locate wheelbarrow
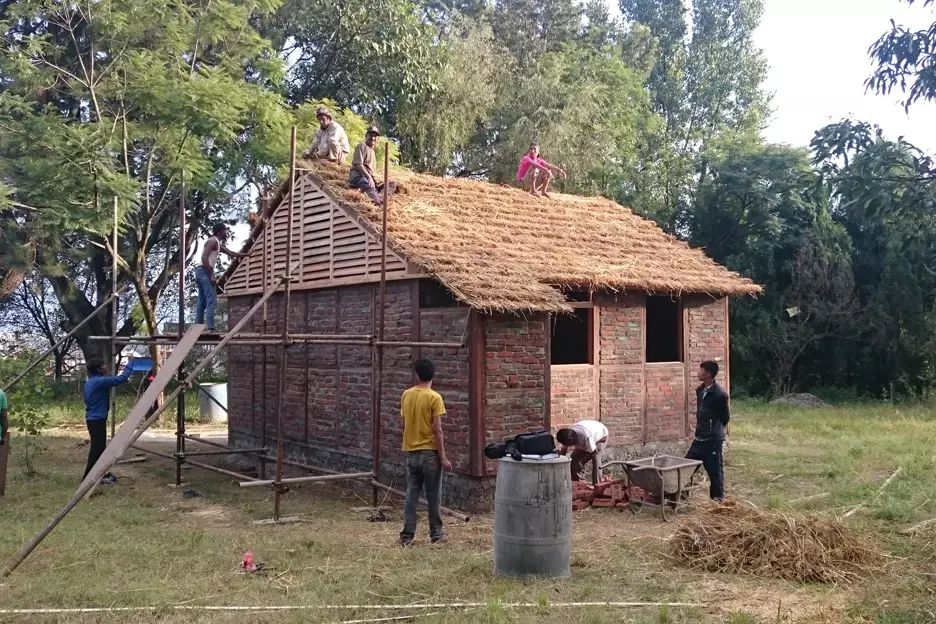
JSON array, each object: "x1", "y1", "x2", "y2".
[{"x1": 604, "y1": 455, "x2": 703, "y2": 522}]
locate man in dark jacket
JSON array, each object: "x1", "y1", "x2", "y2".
[{"x1": 686, "y1": 360, "x2": 729, "y2": 500}]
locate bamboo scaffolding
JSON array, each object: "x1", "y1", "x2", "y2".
[
  {"x1": 129, "y1": 444, "x2": 261, "y2": 482},
  {"x1": 370, "y1": 480, "x2": 470, "y2": 522},
  {"x1": 239, "y1": 471, "x2": 372, "y2": 488},
  {"x1": 272, "y1": 127, "x2": 298, "y2": 521},
  {"x1": 176, "y1": 174, "x2": 186, "y2": 487},
  {"x1": 72, "y1": 126, "x2": 474, "y2": 529},
  {"x1": 177, "y1": 448, "x2": 266, "y2": 457}
]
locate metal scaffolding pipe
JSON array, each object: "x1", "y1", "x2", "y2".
[
  {"x1": 182, "y1": 434, "x2": 235, "y2": 450},
  {"x1": 93, "y1": 332, "x2": 373, "y2": 342},
  {"x1": 374, "y1": 341, "x2": 464, "y2": 349},
  {"x1": 110, "y1": 196, "x2": 119, "y2": 440},
  {"x1": 256, "y1": 454, "x2": 340, "y2": 475},
  {"x1": 239, "y1": 471, "x2": 373, "y2": 488}
]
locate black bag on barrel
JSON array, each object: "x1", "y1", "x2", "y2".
[
  {"x1": 484, "y1": 438, "x2": 518, "y2": 460},
  {"x1": 512, "y1": 430, "x2": 556, "y2": 456}
]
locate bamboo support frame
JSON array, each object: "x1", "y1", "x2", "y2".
[
  {"x1": 239, "y1": 471, "x2": 372, "y2": 488},
  {"x1": 78, "y1": 127, "x2": 471, "y2": 527},
  {"x1": 110, "y1": 197, "x2": 119, "y2": 440},
  {"x1": 177, "y1": 173, "x2": 186, "y2": 487},
  {"x1": 177, "y1": 447, "x2": 266, "y2": 457},
  {"x1": 130, "y1": 444, "x2": 261, "y2": 482},
  {"x1": 370, "y1": 480, "x2": 470, "y2": 522}
]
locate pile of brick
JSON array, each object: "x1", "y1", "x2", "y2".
[{"x1": 572, "y1": 479, "x2": 649, "y2": 511}]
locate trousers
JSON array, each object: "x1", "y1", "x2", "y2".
[
  {"x1": 84, "y1": 419, "x2": 108, "y2": 479},
  {"x1": 400, "y1": 450, "x2": 444, "y2": 541},
  {"x1": 686, "y1": 439, "x2": 724, "y2": 500}
]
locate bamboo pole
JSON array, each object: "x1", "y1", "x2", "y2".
[
  {"x1": 273, "y1": 126, "x2": 297, "y2": 520},
  {"x1": 370, "y1": 480, "x2": 470, "y2": 522},
  {"x1": 239, "y1": 471, "x2": 372, "y2": 488},
  {"x1": 110, "y1": 197, "x2": 119, "y2": 440},
  {"x1": 130, "y1": 444, "x2": 260, "y2": 482},
  {"x1": 372, "y1": 141, "x2": 390, "y2": 507},
  {"x1": 176, "y1": 173, "x2": 187, "y2": 487}
]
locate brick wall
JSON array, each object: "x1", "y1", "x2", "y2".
[
  {"x1": 644, "y1": 363, "x2": 687, "y2": 441},
  {"x1": 550, "y1": 365, "x2": 596, "y2": 428},
  {"x1": 226, "y1": 279, "x2": 484, "y2": 505},
  {"x1": 686, "y1": 296, "x2": 728, "y2": 434},
  {"x1": 483, "y1": 314, "x2": 549, "y2": 474},
  {"x1": 595, "y1": 294, "x2": 644, "y2": 445}
]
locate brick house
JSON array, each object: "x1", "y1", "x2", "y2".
[{"x1": 221, "y1": 161, "x2": 760, "y2": 512}]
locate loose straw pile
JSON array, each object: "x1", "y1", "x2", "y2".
[{"x1": 670, "y1": 501, "x2": 883, "y2": 584}]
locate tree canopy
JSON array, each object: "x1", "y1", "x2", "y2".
[{"x1": 1, "y1": 0, "x2": 935, "y2": 399}]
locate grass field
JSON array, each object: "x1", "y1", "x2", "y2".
[{"x1": 0, "y1": 401, "x2": 934, "y2": 623}]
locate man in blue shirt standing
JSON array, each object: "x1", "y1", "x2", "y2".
[{"x1": 83, "y1": 358, "x2": 133, "y2": 483}]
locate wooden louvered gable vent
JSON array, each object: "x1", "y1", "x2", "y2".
[{"x1": 225, "y1": 175, "x2": 413, "y2": 295}]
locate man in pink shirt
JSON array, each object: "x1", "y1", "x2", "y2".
[{"x1": 516, "y1": 143, "x2": 566, "y2": 197}]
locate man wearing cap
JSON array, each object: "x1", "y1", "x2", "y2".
[
  {"x1": 196, "y1": 223, "x2": 247, "y2": 333},
  {"x1": 350, "y1": 126, "x2": 383, "y2": 205},
  {"x1": 306, "y1": 106, "x2": 351, "y2": 164}
]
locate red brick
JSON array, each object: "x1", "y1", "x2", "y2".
[
  {"x1": 572, "y1": 500, "x2": 591, "y2": 511},
  {"x1": 592, "y1": 498, "x2": 616, "y2": 508}
]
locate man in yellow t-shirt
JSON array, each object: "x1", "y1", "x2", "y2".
[{"x1": 399, "y1": 358, "x2": 451, "y2": 546}]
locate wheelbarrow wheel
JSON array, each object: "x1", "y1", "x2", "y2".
[{"x1": 628, "y1": 500, "x2": 643, "y2": 514}]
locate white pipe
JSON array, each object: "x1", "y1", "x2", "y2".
[{"x1": 0, "y1": 601, "x2": 703, "y2": 614}]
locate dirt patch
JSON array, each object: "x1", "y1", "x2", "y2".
[{"x1": 693, "y1": 577, "x2": 851, "y2": 623}]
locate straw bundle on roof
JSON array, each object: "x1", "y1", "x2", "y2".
[
  {"x1": 670, "y1": 501, "x2": 883, "y2": 585},
  {"x1": 230, "y1": 160, "x2": 761, "y2": 312}
]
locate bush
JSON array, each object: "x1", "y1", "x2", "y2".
[{"x1": 9, "y1": 385, "x2": 52, "y2": 476}]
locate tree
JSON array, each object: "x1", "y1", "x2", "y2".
[
  {"x1": 618, "y1": 0, "x2": 770, "y2": 229},
  {"x1": 0, "y1": 273, "x2": 82, "y2": 381},
  {"x1": 260, "y1": 0, "x2": 439, "y2": 118},
  {"x1": 0, "y1": 0, "x2": 297, "y2": 369},
  {"x1": 492, "y1": 0, "x2": 583, "y2": 72},
  {"x1": 690, "y1": 141, "x2": 856, "y2": 395},
  {"x1": 868, "y1": 0, "x2": 936, "y2": 110},
  {"x1": 397, "y1": 18, "x2": 510, "y2": 175},
  {"x1": 812, "y1": 119, "x2": 936, "y2": 394}
]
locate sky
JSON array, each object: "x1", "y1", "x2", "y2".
[{"x1": 755, "y1": 0, "x2": 936, "y2": 153}]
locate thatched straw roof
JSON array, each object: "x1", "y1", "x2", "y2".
[{"x1": 228, "y1": 160, "x2": 761, "y2": 312}]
